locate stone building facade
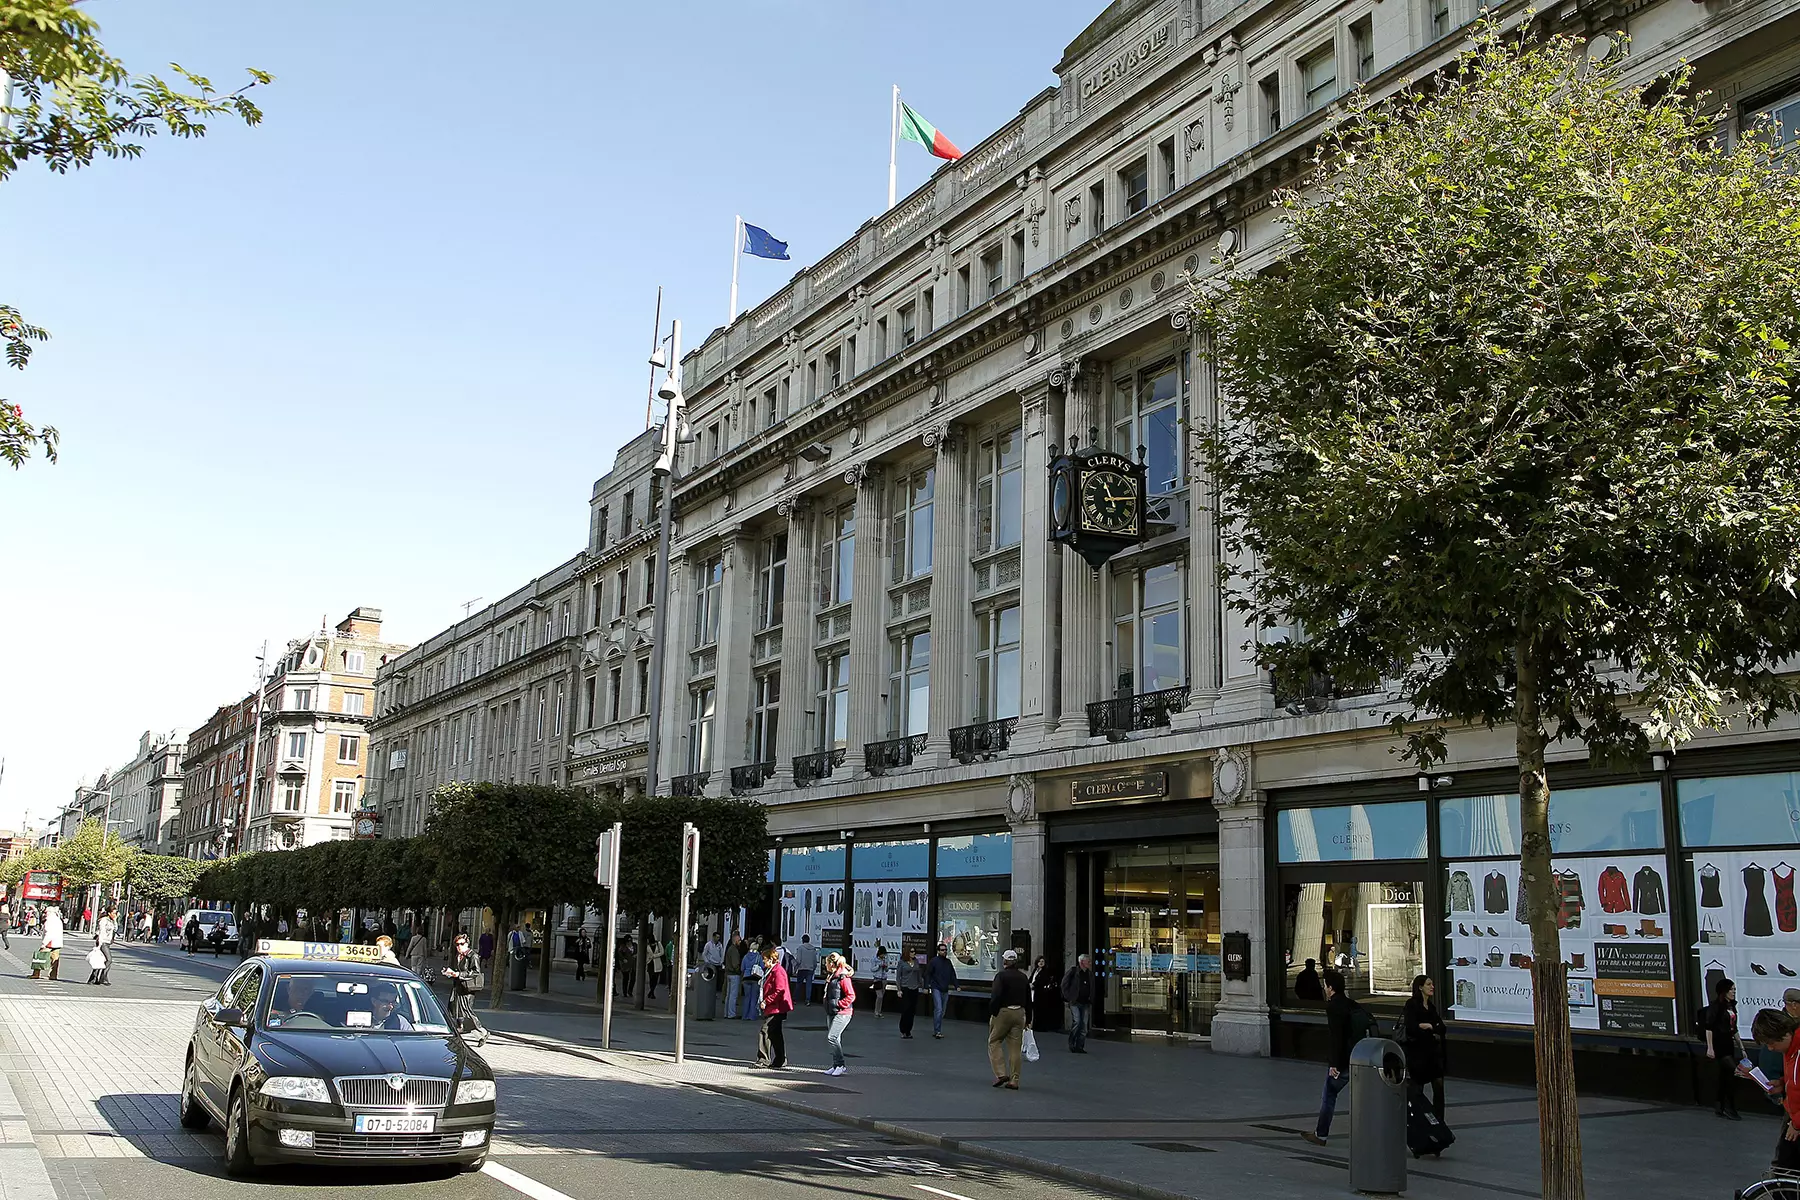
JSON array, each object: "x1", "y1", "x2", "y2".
[
  {"x1": 176, "y1": 692, "x2": 258, "y2": 861},
  {"x1": 651, "y1": 0, "x2": 1800, "y2": 1083},
  {"x1": 75, "y1": 731, "x2": 186, "y2": 854},
  {"x1": 367, "y1": 429, "x2": 663, "y2": 836}
]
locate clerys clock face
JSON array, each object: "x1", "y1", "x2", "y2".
[
  {"x1": 1080, "y1": 468, "x2": 1139, "y2": 535},
  {"x1": 1051, "y1": 466, "x2": 1073, "y2": 530},
  {"x1": 355, "y1": 817, "x2": 374, "y2": 835}
]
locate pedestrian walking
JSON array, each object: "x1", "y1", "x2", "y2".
[
  {"x1": 40, "y1": 905, "x2": 63, "y2": 981},
  {"x1": 724, "y1": 932, "x2": 746, "y2": 1019},
  {"x1": 441, "y1": 932, "x2": 485, "y2": 1033},
  {"x1": 374, "y1": 934, "x2": 401, "y2": 966},
  {"x1": 477, "y1": 929, "x2": 495, "y2": 975},
  {"x1": 647, "y1": 938, "x2": 665, "y2": 999},
  {"x1": 871, "y1": 947, "x2": 890, "y2": 1018},
  {"x1": 988, "y1": 949, "x2": 1031, "y2": 1089},
  {"x1": 742, "y1": 940, "x2": 765, "y2": 1019},
  {"x1": 896, "y1": 951, "x2": 924, "y2": 1038},
  {"x1": 276, "y1": 915, "x2": 290, "y2": 937},
  {"x1": 406, "y1": 926, "x2": 430, "y2": 977},
  {"x1": 794, "y1": 935, "x2": 818, "y2": 1005},
  {"x1": 80, "y1": 906, "x2": 91, "y2": 934},
  {"x1": 822, "y1": 952, "x2": 856, "y2": 1076},
  {"x1": 1753, "y1": 1008, "x2": 1800, "y2": 1170},
  {"x1": 619, "y1": 936, "x2": 637, "y2": 997},
  {"x1": 929, "y1": 943, "x2": 959, "y2": 1038},
  {"x1": 0, "y1": 903, "x2": 12, "y2": 952},
  {"x1": 574, "y1": 930, "x2": 592, "y2": 983},
  {"x1": 1295, "y1": 958, "x2": 1325, "y2": 1002},
  {"x1": 93, "y1": 909, "x2": 117, "y2": 986},
  {"x1": 1403, "y1": 974, "x2": 1448, "y2": 1119},
  {"x1": 1302, "y1": 968, "x2": 1366, "y2": 1147},
  {"x1": 757, "y1": 943, "x2": 793, "y2": 1069},
  {"x1": 184, "y1": 913, "x2": 201, "y2": 954},
  {"x1": 1029, "y1": 955, "x2": 1061, "y2": 1033},
  {"x1": 1061, "y1": 953, "x2": 1094, "y2": 1053},
  {"x1": 1704, "y1": 977, "x2": 1748, "y2": 1120}
]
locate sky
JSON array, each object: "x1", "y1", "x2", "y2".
[{"x1": 0, "y1": 1, "x2": 1102, "y2": 835}]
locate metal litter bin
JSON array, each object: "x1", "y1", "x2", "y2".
[
  {"x1": 1348, "y1": 1036, "x2": 1408, "y2": 1195},
  {"x1": 691, "y1": 964, "x2": 719, "y2": 1019},
  {"x1": 507, "y1": 945, "x2": 529, "y2": 991}
]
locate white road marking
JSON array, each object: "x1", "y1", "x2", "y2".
[
  {"x1": 483, "y1": 1160, "x2": 579, "y2": 1200},
  {"x1": 825, "y1": 1157, "x2": 882, "y2": 1173},
  {"x1": 913, "y1": 1185, "x2": 979, "y2": 1200}
]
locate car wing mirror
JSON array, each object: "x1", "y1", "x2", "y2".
[{"x1": 217, "y1": 1006, "x2": 247, "y2": 1029}]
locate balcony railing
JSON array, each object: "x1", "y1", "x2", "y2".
[
  {"x1": 669, "y1": 772, "x2": 710, "y2": 798},
  {"x1": 793, "y1": 747, "x2": 847, "y2": 788},
  {"x1": 1087, "y1": 686, "x2": 1191, "y2": 740},
  {"x1": 950, "y1": 718, "x2": 1018, "y2": 765},
  {"x1": 864, "y1": 734, "x2": 927, "y2": 776},
  {"x1": 1275, "y1": 671, "x2": 1343, "y2": 715},
  {"x1": 730, "y1": 762, "x2": 776, "y2": 794}
]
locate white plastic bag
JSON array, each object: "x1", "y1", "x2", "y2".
[
  {"x1": 1022, "y1": 1028, "x2": 1040, "y2": 1063},
  {"x1": 86, "y1": 947, "x2": 106, "y2": 970}
]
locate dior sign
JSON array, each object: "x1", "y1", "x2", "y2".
[{"x1": 1081, "y1": 21, "x2": 1173, "y2": 103}]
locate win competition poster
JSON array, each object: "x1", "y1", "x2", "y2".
[
  {"x1": 1445, "y1": 854, "x2": 1676, "y2": 1033},
  {"x1": 1693, "y1": 852, "x2": 1800, "y2": 1038}
]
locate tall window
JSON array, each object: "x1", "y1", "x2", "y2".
[
  {"x1": 1261, "y1": 74, "x2": 1281, "y2": 134},
  {"x1": 343, "y1": 692, "x2": 364, "y2": 716},
  {"x1": 762, "y1": 386, "x2": 779, "y2": 429},
  {"x1": 899, "y1": 302, "x2": 917, "y2": 348},
  {"x1": 888, "y1": 631, "x2": 932, "y2": 736},
  {"x1": 1110, "y1": 360, "x2": 1183, "y2": 497},
  {"x1": 751, "y1": 672, "x2": 781, "y2": 764},
  {"x1": 643, "y1": 555, "x2": 656, "y2": 606},
  {"x1": 560, "y1": 600, "x2": 573, "y2": 637},
  {"x1": 1010, "y1": 230, "x2": 1026, "y2": 283},
  {"x1": 818, "y1": 652, "x2": 850, "y2": 749},
  {"x1": 1113, "y1": 561, "x2": 1185, "y2": 696},
  {"x1": 285, "y1": 731, "x2": 307, "y2": 759},
  {"x1": 473, "y1": 644, "x2": 482, "y2": 674},
  {"x1": 450, "y1": 716, "x2": 463, "y2": 768},
  {"x1": 635, "y1": 657, "x2": 651, "y2": 715},
  {"x1": 290, "y1": 687, "x2": 312, "y2": 711},
  {"x1": 332, "y1": 780, "x2": 357, "y2": 813},
  {"x1": 876, "y1": 316, "x2": 889, "y2": 360},
  {"x1": 1158, "y1": 137, "x2": 1176, "y2": 198},
  {"x1": 615, "y1": 567, "x2": 629, "y2": 618},
  {"x1": 693, "y1": 556, "x2": 724, "y2": 647},
  {"x1": 817, "y1": 504, "x2": 855, "y2": 607},
  {"x1": 976, "y1": 605, "x2": 1022, "y2": 720},
  {"x1": 608, "y1": 666, "x2": 623, "y2": 723},
  {"x1": 591, "y1": 579, "x2": 603, "y2": 627},
  {"x1": 1351, "y1": 17, "x2": 1374, "y2": 82},
  {"x1": 620, "y1": 488, "x2": 634, "y2": 535},
  {"x1": 553, "y1": 680, "x2": 565, "y2": 735},
  {"x1": 889, "y1": 467, "x2": 936, "y2": 583},
  {"x1": 976, "y1": 427, "x2": 1024, "y2": 553},
  {"x1": 756, "y1": 532, "x2": 788, "y2": 630},
  {"x1": 337, "y1": 734, "x2": 359, "y2": 764},
  {"x1": 1302, "y1": 44, "x2": 1338, "y2": 113},
  {"x1": 465, "y1": 720, "x2": 476, "y2": 764},
  {"x1": 1088, "y1": 180, "x2": 1106, "y2": 237},
  {"x1": 825, "y1": 347, "x2": 842, "y2": 391},
  {"x1": 279, "y1": 780, "x2": 304, "y2": 812},
  {"x1": 1120, "y1": 158, "x2": 1149, "y2": 216},
  {"x1": 687, "y1": 686, "x2": 716, "y2": 774},
  {"x1": 981, "y1": 248, "x2": 1004, "y2": 299},
  {"x1": 344, "y1": 650, "x2": 366, "y2": 674},
  {"x1": 534, "y1": 687, "x2": 546, "y2": 741},
  {"x1": 583, "y1": 675, "x2": 598, "y2": 727},
  {"x1": 956, "y1": 264, "x2": 971, "y2": 314},
  {"x1": 1431, "y1": 0, "x2": 1451, "y2": 38}
]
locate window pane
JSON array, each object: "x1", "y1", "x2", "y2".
[
  {"x1": 997, "y1": 469, "x2": 1023, "y2": 548},
  {"x1": 996, "y1": 645, "x2": 1021, "y2": 718},
  {"x1": 1112, "y1": 571, "x2": 1135, "y2": 615},
  {"x1": 1280, "y1": 879, "x2": 1426, "y2": 1008},
  {"x1": 1439, "y1": 784, "x2": 1666, "y2": 856},
  {"x1": 911, "y1": 631, "x2": 932, "y2": 669},
  {"x1": 911, "y1": 506, "x2": 933, "y2": 575},
  {"x1": 1277, "y1": 802, "x2": 1430, "y2": 863},
  {"x1": 998, "y1": 605, "x2": 1021, "y2": 647},
  {"x1": 1679, "y1": 774, "x2": 1800, "y2": 848},
  {"x1": 1114, "y1": 622, "x2": 1136, "y2": 695},
  {"x1": 1145, "y1": 609, "x2": 1182, "y2": 691},
  {"x1": 1144, "y1": 562, "x2": 1181, "y2": 609},
  {"x1": 976, "y1": 657, "x2": 992, "y2": 720},
  {"x1": 837, "y1": 532, "x2": 855, "y2": 601},
  {"x1": 997, "y1": 427, "x2": 1021, "y2": 469},
  {"x1": 976, "y1": 478, "x2": 994, "y2": 554},
  {"x1": 1145, "y1": 402, "x2": 1180, "y2": 495}
]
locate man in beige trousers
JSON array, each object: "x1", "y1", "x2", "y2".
[{"x1": 987, "y1": 949, "x2": 1032, "y2": 1089}]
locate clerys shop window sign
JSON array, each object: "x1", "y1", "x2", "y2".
[
  {"x1": 852, "y1": 839, "x2": 930, "y2": 881},
  {"x1": 936, "y1": 832, "x2": 1012, "y2": 878},
  {"x1": 1277, "y1": 802, "x2": 1429, "y2": 864},
  {"x1": 779, "y1": 843, "x2": 846, "y2": 884}
]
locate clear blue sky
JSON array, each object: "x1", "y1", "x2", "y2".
[{"x1": 0, "y1": 1, "x2": 1100, "y2": 834}]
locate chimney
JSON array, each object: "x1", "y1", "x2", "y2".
[{"x1": 336, "y1": 606, "x2": 384, "y2": 638}]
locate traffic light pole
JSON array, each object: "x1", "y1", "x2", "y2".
[
  {"x1": 597, "y1": 823, "x2": 621, "y2": 1051},
  {"x1": 673, "y1": 822, "x2": 699, "y2": 1066}
]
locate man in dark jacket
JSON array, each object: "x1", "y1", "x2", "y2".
[
  {"x1": 1061, "y1": 953, "x2": 1095, "y2": 1053},
  {"x1": 441, "y1": 932, "x2": 485, "y2": 1032},
  {"x1": 1303, "y1": 968, "x2": 1365, "y2": 1146},
  {"x1": 987, "y1": 949, "x2": 1032, "y2": 1088},
  {"x1": 928, "y1": 945, "x2": 959, "y2": 1039}
]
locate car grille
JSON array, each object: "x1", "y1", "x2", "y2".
[
  {"x1": 332, "y1": 1076, "x2": 451, "y2": 1110},
  {"x1": 312, "y1": 1132, "x2": 465, "y2": 1158}
]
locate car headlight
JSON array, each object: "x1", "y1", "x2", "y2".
[
  {"x1": 453, "y1": 1079, "x2": 496, "y2": 1105},
  {"x1": 261, "y1": 1077, "x2": 331, "y2": 1103}
]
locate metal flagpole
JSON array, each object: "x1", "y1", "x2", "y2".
[
  {"x1": 888, "y1": 85, "x2": 900, "y2": 210},
  {"x1": 729, "y1": 215, "x2": 743, "y2": 324},
  {"x1": 643, "y1": 287, "x2": 662, "y2": 429}
]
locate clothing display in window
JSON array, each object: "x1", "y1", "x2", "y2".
[
  {"x1": 1482, "y1": 871, "x2": 1508, "y2": 915},
  {"x1": 1555, "y1": 870, "x2": 1586, "y2": 929},
  {"x1": 1631, "y1": 866, "x2": 1666, "y2": 916},
  {"x1": 1454, "y1": 978, "x2": 1476, "y2": 1009},
  {"x1": 1776, "y1": 865, "x2": 1797, "y2": 934},
  {"x1": 1745, "y1": 864, "x2": 1775, "y2": 938},
  {"x1": 1698, "y1": 864, "x2": 1724, "y2": 909},
  {"x1": 1598, "y1": 866, "x2": 1630, "y2": 913},
  {"x1": 1516, "y1": 874, "x2": 1529, "y2": 925},
  {"x1": 1447, "y1": 870, "x2": 1476, "y2": 914}
]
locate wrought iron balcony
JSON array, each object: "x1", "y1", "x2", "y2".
[
  {"x1": 669, "y1": 772, "x2": 710, "y2": 798},
  {"x1": 864, "y1": 734, "x2": 927, "y2": 776},
  {"x1": 1275, "y1": 670, "x2": 1343, "y2": 715},
  {"x1": 1087, "y1": 686, "x2": 1191, "y2": 741},
  {"x1": 950, "y1": 717, "x2": 1018, "y2": 765},
  {"x1": 730, "y1": 762, "x2": 777, "y2": 794},
  {"x1": 792, "y1": 747, "x2": 847, "y2": 788}
]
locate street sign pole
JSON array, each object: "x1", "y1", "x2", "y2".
[
  {"x1": 674, "y1": 822, "x2": 700, "y2": 1065},
  {"x1": 597, "y1": 823, "x2": 622, "y2": 1051}
]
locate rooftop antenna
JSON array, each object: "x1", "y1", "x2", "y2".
[{"x1": 461, "y1": 597, "x2": 483, "y2": 618}]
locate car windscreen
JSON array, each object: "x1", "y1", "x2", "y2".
[
  {"x1": 262, "y1": 972, "x2": 451, "y2": 1034},
  {"x1": 196, "y1": 913, "x2": 231, "y2": 926}
]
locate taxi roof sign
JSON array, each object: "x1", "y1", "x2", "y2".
[{"x1": 256, "y1": 939, "x2": 385, "y2": 963}]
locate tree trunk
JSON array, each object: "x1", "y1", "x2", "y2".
[
  {"x1": 488, "y1": 902, "x2": 510, "y2": 1012},
  {"x1": 538, "y1": 901, "x2": 553, "y2": 994},
  {"x1": 1516, "y1": 639, "x2": 1585, "y2": 1200}
]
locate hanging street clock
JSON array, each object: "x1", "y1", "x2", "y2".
[{"x1": 1048, "y1": 432, "x2": 1148, "y2": 569}]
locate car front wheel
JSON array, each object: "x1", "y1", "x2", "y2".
[
  {"x1": 178, "y1": 1055, "x2": 210, "y2": 1130},
  {"x1": 223, "y1": 1086, "x2": 256, "y2": 1177}
]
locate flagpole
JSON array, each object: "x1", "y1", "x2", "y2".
[
  {"x1": 888, "y1": 85, "x2": 900, "y2": 211},
  {"x1": 644, "y1": 286, "x2": 662, "y2": 430},
  {"x1": 729, "y1": 215, "x2": 743, "y2": 324}
]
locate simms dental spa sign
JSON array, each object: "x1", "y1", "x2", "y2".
[{"x1": 1081, "y1": 22, "x2": 1173, "y2": 103}]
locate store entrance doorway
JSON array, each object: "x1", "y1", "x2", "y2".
[{"x1": 1075, "y1": 841, "x2": 1221, "y2": 1036}]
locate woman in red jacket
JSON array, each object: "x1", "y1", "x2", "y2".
[
  {"x1": 757, "y1": 944, "x2": 794, "y2": 1069},
  {"x1": 822, "y1": 952, "x2": 857, "y2": 1076}
]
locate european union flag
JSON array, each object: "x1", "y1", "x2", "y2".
[{"x1": 742, "y1": 223, "x2": 790, "y2": 261}]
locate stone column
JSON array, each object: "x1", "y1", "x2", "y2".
[
  {"x1": 1209, "y1": 744, "x2": 1271, "y2": 1056},
  {"x1": 654, "y1": 549, "x2": 689, "y2": 795},
  {"x1": 772, "y1": 495, "x2": 817, "y2": 789},
  {"x1": 845, "y1": 463, "x2": 888, "y2": 775},
  {"x1": 1185, "y1": 317, "x2": 1223, "y2": 716},
  {"x1": 1014, "y1": 375, "x2": 1062, "y2": 752},
  {"x1": 708, "y1": 528, "x2": 750, "y2": 797},
  {"x1": 1005, "y1": 775, "x2": 1046, "y2": 951},
  {"x1": 924, "y1": 421, "x2": 971, "y2": 765},
  {"x1": 1057, "y1": 359, "x2": 1104, "y2": 741}
]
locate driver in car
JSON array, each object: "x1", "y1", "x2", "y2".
[
  {"x1": 369, "y1": 983, "x2": 414, "y2": 1031},
  {"x1": 268, "y1": 975, "x2": 322, "y2": 1024}
]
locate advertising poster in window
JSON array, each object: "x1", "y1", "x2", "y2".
[
  {"x1": 1692, "y1": 851, "x2": 1800, "y2": 1038},
  {"x1": 1444, "y1": 854, "x2": 1675, "y2": 1033},
  {"x1": 850, "y1": 882, "x2": 929, "y2": 973},
  {"x1": 937, "y1": 893, "x2": 1011, "y2": 981},
  {"x1": 778, "y1": 844, "x2": 846, "y2": 955}
]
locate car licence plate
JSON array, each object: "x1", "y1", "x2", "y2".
[{"x1": 354, "y1": 1114, "x2": 435, "y2": 1134}]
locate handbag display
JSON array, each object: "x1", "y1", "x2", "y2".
[{"x1": 1484, "y1": 947, "x2": 1504, "y2": 967}]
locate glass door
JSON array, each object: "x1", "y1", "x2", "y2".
[{"x1": 1092, "y1": 842, "x2": 1221, "y2": 1035}]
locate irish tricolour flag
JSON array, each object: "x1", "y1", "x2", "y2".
[{"x1": 899, "y1": 100, "x2": 963, "y2": 161}]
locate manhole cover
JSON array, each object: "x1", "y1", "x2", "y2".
[{"x1": 1137, "y1": 1142, "x2": 1214, "y2": 1153}]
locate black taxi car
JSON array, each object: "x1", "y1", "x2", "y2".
[{"x1": 179, "y1": 940, "x2": 496, "y2": 1175}]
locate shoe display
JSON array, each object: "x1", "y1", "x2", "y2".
[
  {"x1": 1781, "y1": 965, "x2": 1797, "y2": 978},
  {"x1": 1458, "y1": 924, "x2": 1470, "y2": 936},
  {"x1": 1753, "y1": 963, "x2": 1770, "y2": 976},
  {"x1": 1487, "y1": 927, "x2": 1501, "y2": 938}
]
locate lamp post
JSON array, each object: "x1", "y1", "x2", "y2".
[{"x1": 643, "y1": 319, "x2": 691, "y2": 800}]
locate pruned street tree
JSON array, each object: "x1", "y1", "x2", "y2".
[
  {"x1": 1194, "y1": 25, "x2": 1800, "y2": 1200},
  {"x1": 123, "y1": 853, "x2": 204, "y2": 908},
  {"x1": 52, "y1": 817, "x2": 136, "y2": 901}
]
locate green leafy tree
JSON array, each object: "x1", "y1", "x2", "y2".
[
  {"x1": 1, "y1": 843, "x2": 55, "y2": 889},
  {"x1": 52, "y1": 817, "x2": 136, "y2": 893},
  {"x1": 124, "y1": 853, "x2": 204, "y2": 908},
  {"x1": 0, "y1": 0, "x2": 270, "y2": 467},
  {"x1": 1194, "y1": 25, "x2": 1800, "y2": 1199}
]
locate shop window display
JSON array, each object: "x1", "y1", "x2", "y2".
[
  {"x1": 779, "y1": 844, "x2": 847, "y2": 956},
  {"x1": 850, "y1": 839, "x2": 930, "y2": 973},
  {"x1": 937, "y1": 892, "x2": 1011, "y2": 981},
  {"x1": 1281, "y1": 879, "x2": 1426, "y2": 1009}
]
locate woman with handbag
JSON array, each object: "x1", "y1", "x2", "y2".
[
  {"x1": 1403, "y1": 974, "x2": 1448, "y2": 1118},
  {"x1": 1029, "y1": 955, "x2": 1062, "y2": 1033},
  {"x1": 1704, "y1": 976, "x2": 1748, "y2": 1120},
  {"x1": 756, "y1": 943, "x2": 792, "y2": 1068}
]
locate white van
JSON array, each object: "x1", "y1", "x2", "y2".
[{"x1": 179, "y1": 908, "x2": 238, "y2": 952}]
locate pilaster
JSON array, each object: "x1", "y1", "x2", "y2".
[
  {"x1": 1211, "y1": 372, "x2": 1276, "y2": 723},
  {"x1": 772, "y1": 495, "x2": 816, "y2": 789},
  {"x1": 1185, "y1": 318, "x2": 1223, "y2": 717},
  {"x1": 1056, "y1": 359, "x2": 1104, "y2": 742},
  {"x1": 1006, "y1": 775, "x2": 1046, "y2": 950},
  {"x1": 845, "y1": 463, "x2": 888, "y2": 774},
  {"x1": 924, "y1": 422, "x2": 971, "y2": 764},
  {"x1": 1209, "y1": 744, "x2": 1271, "y2": 1056},
  {"x1": 709, "y1": 528, "x2": 750, "y2": 797},
  {"x1": 1014, "y1": 376, "x2": 1062, "y2": 752}
]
